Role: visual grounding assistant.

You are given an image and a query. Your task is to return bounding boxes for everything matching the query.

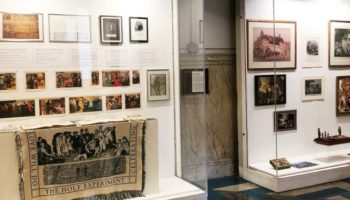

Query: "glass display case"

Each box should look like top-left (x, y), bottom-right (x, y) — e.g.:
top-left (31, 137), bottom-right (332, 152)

top-left (0, 0), bottom-right (207, 199)
top-left (238, 0), bottom-right (350, 192)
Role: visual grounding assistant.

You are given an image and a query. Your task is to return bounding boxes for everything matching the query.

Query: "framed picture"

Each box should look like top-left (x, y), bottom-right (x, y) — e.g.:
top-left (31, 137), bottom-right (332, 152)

top-left (125, 93), bottom-right (141, 109)
top-left (106, 95), bottom-right (122, 110)
top-left (302, 76), bottom-right (324, 101)
top-left (26, 72), bottom-right (45, 90)
top-left (102, 70), bottom-right (130, 87)
top-left (274, 110), bottom-right (297, 132)
top-left (329, 20), bottom-right (350, 67)
top-left (303, 35), bottom-right (322, 68)
top-left (132, 70), bottom-right (140, 85)
top-left (0, 12), bottom-right (44, 42)
top-left (56, 72), bottom-right (82, 88)
top-left (181, 68), bottom-right (209, 95)
top-left (147, 69), bottom-right (170, 101)
top-left (49, 14), bottom-right (91, 43)
top-left (336, 76), bottom-right (350, 115)
top-left (0, 72), bottom-right (16, 91)
top-left (0, 99), bottom-right (35, 118)
top-left (91, 71), bottom-right (100, 86)
top-left (255, 74), bottom-right (286, 106)
top-left (100, 15), bottom-right (122, 44)
top-left (129, 17), bottom-right (148, 42)
top-left (39, 97), bottom-right (65, 115)
top-left (246, 20), bottom-right (297, 70)
top-left (69, 96), bottom-right (102, 114)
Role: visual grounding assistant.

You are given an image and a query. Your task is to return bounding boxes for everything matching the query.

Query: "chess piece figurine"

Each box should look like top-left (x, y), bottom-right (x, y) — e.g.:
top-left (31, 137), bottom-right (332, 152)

top-left (338, 126), bottom-right (342, 136)
top-left (318, 128), bottom-right (321, 138)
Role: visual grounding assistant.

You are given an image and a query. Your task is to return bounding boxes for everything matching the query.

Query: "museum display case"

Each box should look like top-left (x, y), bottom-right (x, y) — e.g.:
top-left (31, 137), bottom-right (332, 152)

top-left (0, 0), bottom-right (207, 199)
top-left (237, 0), bottom-right (350, 192)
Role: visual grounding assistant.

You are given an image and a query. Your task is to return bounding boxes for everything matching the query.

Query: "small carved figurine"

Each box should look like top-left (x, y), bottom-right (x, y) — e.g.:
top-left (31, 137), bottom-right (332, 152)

top-left (318, 128), bottom-right (321, 138)
top-left (338, 126), bottom-right (342, 136)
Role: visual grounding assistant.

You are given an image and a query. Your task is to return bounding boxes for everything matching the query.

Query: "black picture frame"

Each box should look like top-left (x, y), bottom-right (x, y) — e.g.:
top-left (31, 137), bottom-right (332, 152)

top-left (274, 110), bottom-right (297, 132)
top-left (254, 74), bottom-right (286, 106)
top-left (99, 15), bottom-right (123, 45)
top-left (129, 17), bottom-right (148, 43)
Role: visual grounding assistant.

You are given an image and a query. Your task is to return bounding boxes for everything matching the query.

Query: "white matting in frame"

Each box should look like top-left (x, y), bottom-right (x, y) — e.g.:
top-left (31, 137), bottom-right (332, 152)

top-left (129, 17), bottom-right (148, 43)
top-left (303, 35), bottom-right (322, 68)
top-left (301, 76), bottom-right (325, 101)
top-left (329, 20), bottom-right (350, 68)
top-left (100, 15), bottom-right (123, 44)
top-left (147, 69), bottom-right (170, 101)
top-left (49, 14), bottom-right (91, 43)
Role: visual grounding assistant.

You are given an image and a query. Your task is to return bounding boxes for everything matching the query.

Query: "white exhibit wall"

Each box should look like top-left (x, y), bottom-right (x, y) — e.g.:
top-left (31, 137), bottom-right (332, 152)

top-left (0, 0), bottom-right (175, 179)
top-left (246, 0), bottom-right (350, 164)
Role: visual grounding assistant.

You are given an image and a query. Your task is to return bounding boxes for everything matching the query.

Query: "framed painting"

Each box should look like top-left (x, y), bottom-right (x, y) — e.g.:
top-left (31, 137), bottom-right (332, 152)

top-left (129, 17), bottom-right (148, 43)
top-left (147, 69), bottom-right (170, 101)
top-left (0, 72), bottom-right (16, 91)
top-left (274, 110), bottom-right (297, 132)
top-left (301, 76), bottom-right (325, 101)
top-left (26, 72), bottom-right (45, 90)
top-left (247, 20), bottom-right (297, 70)
top-left (336, 76), bottom-right (350, 115)
top-left (329, 20), bottom-right (350, 67)
top-left (303, 35), bottom-right (322, 68)
top-left (254, 74), bottom-right (286, 106)
top-left (100, 15), bottom-right (122, 44)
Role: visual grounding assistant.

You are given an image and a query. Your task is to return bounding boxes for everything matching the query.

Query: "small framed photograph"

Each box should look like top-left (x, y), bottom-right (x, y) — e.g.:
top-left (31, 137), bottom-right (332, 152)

top-left (129, 17), bottom-right (148, 43)
top-left (132, 70), bottom-right (140, 85)
top-left (147, 69), bottom-right (170, 101)
top-left (0, 12), bottom-right (44, 42)
top-left (100, 15), bottom-right (122, 44)
top-left (102, 70), bottom-right (130, 87)
top-left (125, 93), bottom-right (141, 109)
top-left (303, 36), bottom-right (322, 68)
top-left (56, 71), bottom-right (82, 88)
top-left (274, 110), bottom-right (297, 132)
top-left (336, 76), bottom-right (350, 115)
top-left (0, 72), bottom-right (16, 91)
top-left (0, 99), bottom-right (35, 118)
top-left (91, 71), bottom-right (100, 86)
top-left (255, 74), bottom-right (286, 106)
top-left (49, 14), bottom-right (91, 43)
top-left (69, 96), bottom-right (102, 114)
top-left (26, 72), bottom-right (45, 90)
top-left (106, 95), bottom-right (122, 110)
top-left (302, 76), bottom-right (324, 101)
top-left (39, 98), bottom-right (65, 115)
top-left (329, 20), bottom-right (350, 67)
top-left (246, 20), bottom-right (297, 70)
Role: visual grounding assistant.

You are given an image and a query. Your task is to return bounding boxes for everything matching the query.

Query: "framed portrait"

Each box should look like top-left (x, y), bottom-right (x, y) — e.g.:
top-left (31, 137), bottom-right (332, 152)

top-left (329, 20), bottom-right (350, 67)
top-left (26, 72), bottom-right (45, 90)
top-left (129, 17), bottom-right (148, 43)
top-left (303, 35), bottom-right (322, 68)
top-left (302, 76), bottom-right (324, 101)
top-left (91, 71), bottom-right (100, 86)
top-left (0, 99), bottom-right (35, 118)
top-left (39, 97), bottom-right (65, 115)
top-left (100, 15), bottom-right (122, 44)
top-left (106, 94), bottom-right (122, 111)
top-left (255, 74), bottom-right (286, 106)
top-left (102, 70), bottom-right (130, 87)
top-left (0, 12), bottom-right (44, 42)
top-left (0, 72), bottom-right (16, 91)
top-left (274, 110), bottom-right (297, 132)
top-left (49, 14), bottom-right (91, 43)
top-left (69, 96), bottom-right (102, 114)
top-left (336, 76), bottom-right (350, 116)
top-left (132, 70), bottom-right (140, 85)
top-left (125, 93), bottom-right (141, 109)
top-left (147, 69), bottom-right (170, 101)
top-left (246, 20), bottom-right (297, 70)
top-left (56, 71), bottom-right (82, 88)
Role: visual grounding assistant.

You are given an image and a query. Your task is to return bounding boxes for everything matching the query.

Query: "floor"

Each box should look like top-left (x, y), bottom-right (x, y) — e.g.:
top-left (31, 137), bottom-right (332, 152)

top-left (208, 176), bottom-right (350, 200)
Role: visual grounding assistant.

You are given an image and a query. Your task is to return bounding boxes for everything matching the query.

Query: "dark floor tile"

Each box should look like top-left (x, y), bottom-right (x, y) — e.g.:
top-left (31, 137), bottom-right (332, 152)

top-left (297, 188), bottom-right (348, 200)
top-left (208, 176), bottom-right (247, 189)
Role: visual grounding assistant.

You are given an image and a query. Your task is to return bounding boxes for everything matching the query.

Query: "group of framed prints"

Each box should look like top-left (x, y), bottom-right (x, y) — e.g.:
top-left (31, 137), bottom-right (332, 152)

top-left (0, 12), bottom-right (148, 44)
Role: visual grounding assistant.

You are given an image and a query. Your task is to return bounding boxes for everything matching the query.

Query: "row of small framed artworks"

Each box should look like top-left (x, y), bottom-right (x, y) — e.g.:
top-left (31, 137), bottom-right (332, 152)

top-left (247, 19), bottom-right (350, 69)
top-left (0, 12), bottom-right (148, 44)
top-left (255, 74), bottom-right (350, 116)
top-left (0, 93), bottom-right (141, 119)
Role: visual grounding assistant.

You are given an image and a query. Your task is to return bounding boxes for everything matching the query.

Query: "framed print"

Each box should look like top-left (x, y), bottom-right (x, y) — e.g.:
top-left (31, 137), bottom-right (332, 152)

top-left (26, 72), bottom-right (45, 90)
top-left (181, 68), bottom-right (209, 95)
top-left (0, 99), bottom-right (35, 118)
top-left (132, 70), bottom-right (140, 84)
top-left (125, 93), bottom-right (141, 109)
top-left (0, 72), bottom-right (16, 90)
top-left (303, 35), bottom-right (322, 68)
top-left (91, 71), bottom-right (100, 86)
top-left (147, 69), bottom-right (170, 101)
top-left (39, 97), bottom-right (65, 115)
top-left (0, 12), bottom-right (44, 42)
top-left (100, 15), bottom-right (122, 44)
top-left (255, 74), bottom-right (286, 106)
top-left (246, 20), bottom-right (297, 70)
top-left (274, 110), bottom-right (297, 132)
top-left (69, 96), bottom-right (102, 114)
top-left (49, 14), bottom-right (91, 43)
top-left (102, 70), bottom-right (130, 87)
top-left (302, 76), bottom-right (324, 101)
top-left (106, 94), bottom-right (122, 110)
top-left (56, 72), bottom-right (82, 88)
top-left (336, 76), bottom-right (350, 115)
top-left (129, 17), bottom-right (148, 42)
top-left (329, 20), bottom-right (350, 67)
